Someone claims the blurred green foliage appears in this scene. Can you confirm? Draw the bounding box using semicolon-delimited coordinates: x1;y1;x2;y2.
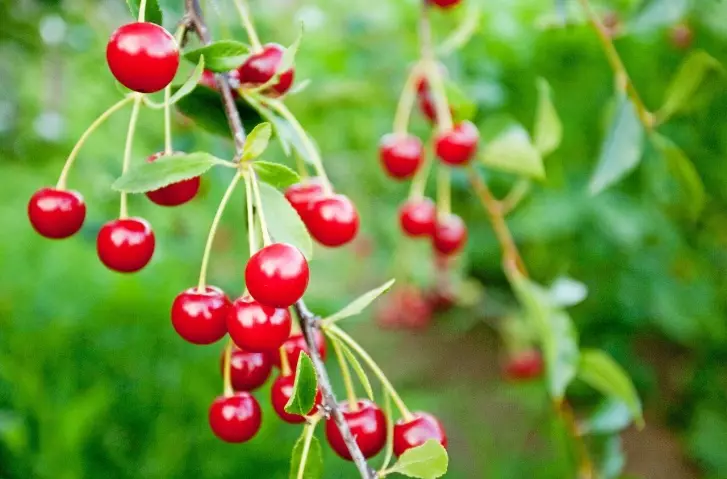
1;0;727;477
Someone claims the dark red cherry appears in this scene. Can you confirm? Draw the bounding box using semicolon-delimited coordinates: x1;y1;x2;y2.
432;214;467;256
428;0;462;9
325;400;387;460
393;412;448;456
399;198;436;237
504;350;544;381
435;121;479;166
106;22;180;93
305;194;359;247
145;152;201;206
237;43;295;96
97;217;155;272
208;393;262;443
227;295;292;352
270;374;323;423
284;179;324;219
245;243;309;308
28;187;86;239
271;331;327;371
171;286;231;345
223;346;273;392
379;134;424;180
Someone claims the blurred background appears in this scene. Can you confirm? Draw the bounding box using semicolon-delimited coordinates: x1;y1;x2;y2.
2;0;727;477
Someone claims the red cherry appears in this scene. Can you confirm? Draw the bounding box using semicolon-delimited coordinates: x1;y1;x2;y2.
28;187;86;239
227;295;292;352
97;217;155;272
284;179;325;219
379;134;424;180
432;214;467;256
208;393;262;443
106;22;180;94
325;400;387;460
305;194;360;247
415;63;449;95
171;286;231;345
145;152;201;207
435;121;479;166
504;350;544;381
393;412;448;456
428;0;462;9
245;243;309;308
270;374;323;423
237;43;295;96
271;331;327;370
223;346;273;392
670;23;693;50
399;198;436;237
199;69;241;94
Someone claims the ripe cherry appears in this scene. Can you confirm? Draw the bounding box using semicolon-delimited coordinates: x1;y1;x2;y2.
270;374;323;423
433;214;467;255
223;346;273;392
28;187;86;239
245;243;309;308
145;152;201;207
379;134;424;180
428;0;462;9
376;286;432;330
171;286;231;345
208;392;262;443
504;350;544;381
97;217;155;272
227;295;292;352
285;179;324;219
271;331;327;371
670;23;693;50
399;198;436;237
237;43;295;96
435;121;479;166
393;412;448;457
325;400;387;460
106;22;180;93
305;194;360;247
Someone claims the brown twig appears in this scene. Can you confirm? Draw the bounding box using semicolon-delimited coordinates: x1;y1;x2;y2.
182;1;375;476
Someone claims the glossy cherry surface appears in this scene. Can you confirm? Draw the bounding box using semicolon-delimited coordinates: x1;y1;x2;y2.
284;179;324;219
305;194;360;247
208;393;262;443
399;198;436;237
432;214;467;255
270;374;322;423
237;43;294;96
245;243;309;308
379;133;424;180
271;331;327;371
97;217;155;272
224;346;273;392
171;286;230;345
325;399;387;460
435;121;479;166
145;152;201;206
227;295;292;352
106;22;179;93
28;187;86;239
504;350;544;381
393;412;448;457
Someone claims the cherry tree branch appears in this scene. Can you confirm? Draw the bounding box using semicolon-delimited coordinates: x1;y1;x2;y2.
182;1;375;476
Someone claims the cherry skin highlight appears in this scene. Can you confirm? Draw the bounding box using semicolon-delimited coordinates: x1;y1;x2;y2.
305;194;360;247
106;22;179;93
223;346;273;392
28;187;86;239
237;43;295;96
432;214;467;255
208;392;262;443
97;217;155;273
270;374;323;423
435;120;479;166
379;133;424;180
244;243;310;308
399;198;437;237
171;286;231;345
393;412;448;456
284;179;325;220
325;399;387;460
227;295;292;352
145;152;201;207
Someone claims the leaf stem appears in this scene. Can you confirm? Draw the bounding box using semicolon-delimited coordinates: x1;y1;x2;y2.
408;147;433;199
56;95;135;190
436;166;451;218
331;337;359;411
243;171;258;256
119;94;143;219
419;5;453;132
248;168;273;246
222;340;234;396
393;62;422;136
379;392;395;473
232;0;263;52
296;421;318;479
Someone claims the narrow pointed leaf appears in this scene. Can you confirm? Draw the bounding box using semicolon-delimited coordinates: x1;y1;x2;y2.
340;343;375;401
533;78;562;156
242;122;272;161
168;55;205;104
184;40;249;72
257;181;313;259
112;152;224;193
253;161;300;189
651;133;706;219
284;352;318;415
390;440;449;479
126;0;162;25
658;50;724;122
289;427;323;479
278;25;304;74
580;399;634;435
480;126;545;179
326;279;396;323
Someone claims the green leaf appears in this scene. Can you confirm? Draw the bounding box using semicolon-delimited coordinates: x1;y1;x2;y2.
242;123;272;161
289;427;323;479
577;349;644;429
340;343;375;401
437;4;481;54
257;181;313;259
512;275;579;400
629;0;689;34
278;25;304;75
651;133;706;219
284;352;318;416
580;399;634;435
253;161;300;189
167;55;205;105
325;279;396;323
658;50;724;123
445;81;476;122
480;125;546;179
184;40;249;72
126;0;163;25
389;440;449;479
112;152;224;193
589;95;645;195
533;78;562;157
173;85;262;137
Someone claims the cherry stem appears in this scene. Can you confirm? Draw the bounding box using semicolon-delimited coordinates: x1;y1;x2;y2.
392;62;422;136
408;143;432;200
279;345;292;377
119;94;143;219
243;170;258;256
222;340;234;397
378;392;395;473
331;337;359;412
419;5;453;133
295;151;309;179
56;95;135;190
138;0;147;22
326;325;413;422
436;166;451;219
500;179;531;216
163;85;173;155
295;422;319;479
248;168;273;246
232;0;263;52
197;172;242;291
